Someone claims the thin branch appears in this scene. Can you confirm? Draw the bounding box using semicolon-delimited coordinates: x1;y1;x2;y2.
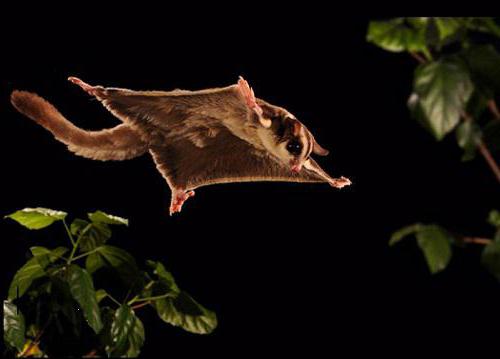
410;51;426;64
487;99;500;120
71;247;100;261
62;219;76;246
462;237;493;245
132;301;150;310
105;293;122;307
462;111;500;183
477;140;500;183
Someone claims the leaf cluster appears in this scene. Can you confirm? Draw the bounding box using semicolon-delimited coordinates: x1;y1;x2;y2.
3;208;217;358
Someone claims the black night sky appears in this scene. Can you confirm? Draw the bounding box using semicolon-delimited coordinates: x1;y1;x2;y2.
1;10;499;356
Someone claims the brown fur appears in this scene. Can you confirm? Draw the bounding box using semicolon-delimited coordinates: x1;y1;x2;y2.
10;91;147;160
10;78;348;213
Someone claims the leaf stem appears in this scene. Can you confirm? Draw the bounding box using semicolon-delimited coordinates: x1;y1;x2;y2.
410;51;427;64
477;140;500;183
62;219;76;246
126;280;155;305
106;293;122;307
487;99;500;121
129;292;174;304
71;247;100;262
463;237;492;245
131;301;150;310
67;223;92;264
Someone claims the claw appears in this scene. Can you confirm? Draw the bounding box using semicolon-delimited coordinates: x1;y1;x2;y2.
169;190;195;215
68;76;98;96
329;176;352;189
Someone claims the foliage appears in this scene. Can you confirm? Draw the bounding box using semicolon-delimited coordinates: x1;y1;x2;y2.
3;208;217;357
367;18;500;278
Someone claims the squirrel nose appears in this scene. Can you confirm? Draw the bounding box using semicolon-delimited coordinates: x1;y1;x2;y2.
291;164;302;173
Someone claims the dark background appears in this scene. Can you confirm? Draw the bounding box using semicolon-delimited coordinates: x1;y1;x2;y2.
1;11;499;356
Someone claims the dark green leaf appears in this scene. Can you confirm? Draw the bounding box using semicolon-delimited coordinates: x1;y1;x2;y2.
482;241;500;280
66;265;103;333
415;225;453;274
367;18;428;53
3;301;25;351
30;246;68;268
455;121;481;161
483;120;500;153
146;260;179;293
488;209;500;227
71;219;112;252
412;59;473;140
88;210;128;226
8;257;46;300
154;291;217;334
126;315;145;357
99;307;115;355
109;305;136;356
86;252;106;274
4;207;67;230
97;245;140;282
389;223;424;246
434;18;463;42
461;44;500;96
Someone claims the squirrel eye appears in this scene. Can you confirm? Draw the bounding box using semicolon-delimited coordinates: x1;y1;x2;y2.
286;140;302;155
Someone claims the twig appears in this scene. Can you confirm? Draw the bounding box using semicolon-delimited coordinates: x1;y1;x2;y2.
462;236;493;245
410;51;426;64
477;140;500;183
462;111;500;183
132;301;150;310
488;99;500;120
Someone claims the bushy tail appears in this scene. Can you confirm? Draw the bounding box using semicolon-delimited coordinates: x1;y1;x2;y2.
10;90;148;161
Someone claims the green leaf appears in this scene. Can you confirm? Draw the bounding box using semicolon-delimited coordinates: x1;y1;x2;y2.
126;315;145;357
415;225;453;274
4;207;67;230
455;121;481;161
88;210;128;226
96;289;108;304
8;257;46;300
100;307;115;355
481;241;500;280
109;305;136;356
488;210;500;227
367;18;428;53
3;301;25;352
154;291;217;334
146;260;179;293
412;59;474;140
66;265;103;333
71;219;112;252
389;223;424;246
461;44;500;96
434;18;463;42
96;245;140;281
86;252;106;274
29;246;68;268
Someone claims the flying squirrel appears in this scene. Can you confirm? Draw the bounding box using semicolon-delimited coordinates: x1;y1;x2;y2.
10;76;351;215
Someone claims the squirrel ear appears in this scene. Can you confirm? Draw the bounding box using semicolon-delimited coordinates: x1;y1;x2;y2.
312;137;329;156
